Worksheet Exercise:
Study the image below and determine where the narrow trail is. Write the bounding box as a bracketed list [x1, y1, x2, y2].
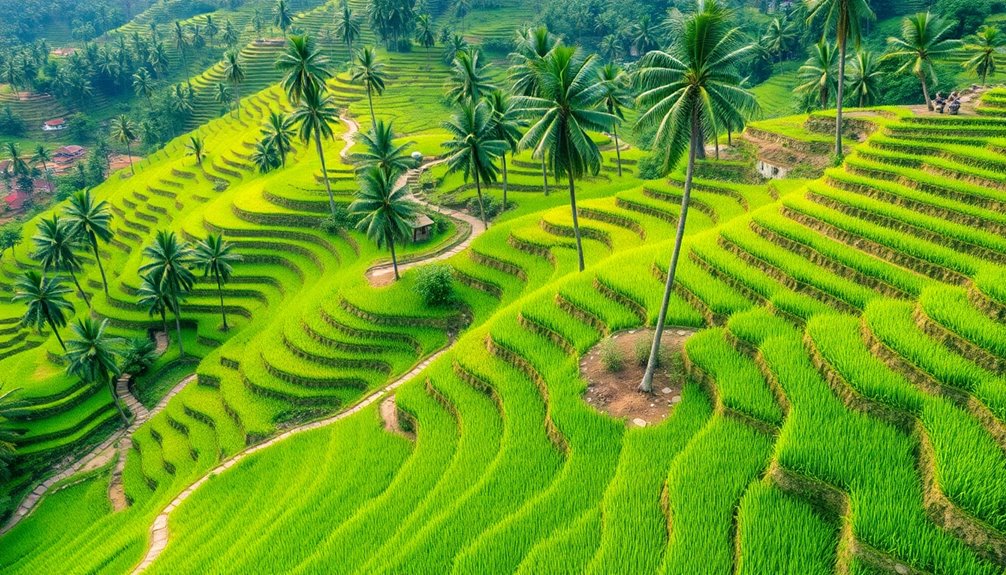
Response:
[131, 350, 446, 574]
[336, 114, 486, 287]
[0, 333, 191, 535]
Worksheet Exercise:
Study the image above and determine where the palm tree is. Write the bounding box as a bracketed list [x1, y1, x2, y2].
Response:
[66, 318, 127, 425]
[33, 215, 90, 307]
[140, 230, 195, 357]
[796, 40, 838, 110]
[599, 34, 625, 63]
[963, 24, 1005, 86]
[351, 47, 388, 127]
[14, 270, 73, 349]
[186, 136, 206, 167]
[137, 272, 171, 335]
[223, 20, 239, 48]
[358, 120, 413, 176]
[597, 63, 633, 177]
[64, 190, 113, 296]
[806, 0, 873, 157]
[275, 0, 293, 34]
[149, 42, 169, 78]
[291, 82, 340, 217]
[442, 100, 507, 229]
[276, 34, 332, 104]
[0, 385, 26, 479]
[446, 48, 496, 104]
[416, 14, 436, 53]
[223, 50, 246, 118]
[846, 50, 882, 107]
[515, 46, 616, 271]
[349, 166, 419, 280]
[110, 115, 137, 175]
[31, 145, 53, 193]
[214, 82, 232, 113]
[173, 21, 191, 89]
[485, 89, 523, 211]
[251, 140, 280, 173]
[885, 12, 960, 112]
[132, 67, 154, 101]
[171, 83, 194, 119]
[193, 233, 241, 330]
[4, 142, 27, 178]
[763, 15, 797, 62]
[262, 111, 296, 167]
[630, 15, 659, 55]
[509, 26, 560, 196]
[335, 0, 362, 60]
[635, 0, 757, 392]
[442, 34, 468, 65]
[204, 14, 219, 45]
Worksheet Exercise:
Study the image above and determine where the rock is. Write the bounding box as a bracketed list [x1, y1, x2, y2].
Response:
[676, 330, 687, 336]
[661, 387, 672, 394]
[632, 418, 647, 428]
[671, 395, 681, 403]
[894, 565, 908, 575]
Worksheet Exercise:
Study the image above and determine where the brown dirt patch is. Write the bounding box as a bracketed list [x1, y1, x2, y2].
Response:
[581, 328, 695, 427]
[381, 395, 414, 440]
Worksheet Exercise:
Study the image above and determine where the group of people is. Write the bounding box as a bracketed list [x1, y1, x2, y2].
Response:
[934, 92, 962, 115]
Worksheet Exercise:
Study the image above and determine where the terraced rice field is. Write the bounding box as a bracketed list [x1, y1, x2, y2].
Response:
[2, 5, 1006, 574]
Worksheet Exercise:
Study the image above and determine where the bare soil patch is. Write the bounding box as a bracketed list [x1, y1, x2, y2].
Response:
[381, 395, 414, 440]
[581, 328, 695, 427]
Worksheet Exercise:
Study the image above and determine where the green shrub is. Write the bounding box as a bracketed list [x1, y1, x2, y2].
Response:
[637, 154, 664, 180]
[414, 263, 455, 306]
[467, 195, 504, 221]
[634, 338, 659, 368]
[120, 338, 158, 376]
[429, 212, 451, 234]
[319, 205, 356, 235]
[600, 338, 623, 372]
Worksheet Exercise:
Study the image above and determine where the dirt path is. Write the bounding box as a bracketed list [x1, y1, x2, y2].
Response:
[131, 350, 446, 574]
[0, 333, 189, 535]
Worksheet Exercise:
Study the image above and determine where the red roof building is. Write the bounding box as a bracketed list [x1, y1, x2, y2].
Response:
[4, 190, 27, 211]
[42, 118, 67, 131]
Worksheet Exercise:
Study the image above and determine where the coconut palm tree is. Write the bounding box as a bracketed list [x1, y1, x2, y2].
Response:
[291, 82, 340, 217]
[509, 26, 560, 196]
[251, 140, 281, 173]
[630, 15, 660, 55]
[796, 40, 838, 110]
[33, 215, 90, 307]
[4, 142, 27, 179]
[275, 0, 293, 34]
[963, 24, 1005, 86]
[358, 119, 413, 176]
[806, 0, 873, 157]
[132, 66, 154, 101]
[416, 14, 436, 53]
[149, 42, 169, 78]
[349, 166, 419, 280]
[763, 15, 798, 62]
[13, 270, 73, 349]
[204, 14, 219, 45]
[64, 190, 113, 296]
[186, 136, 206, 167]
[442, 34, 468, 65]
[140, 230, 195, 357]
[262, 111, 296, 167]
[31, 145, 53, 193]
[0, 385, 26, 479]
[223, 50, 245, 117]
[66, 317, 127, 425]
[276, 34, 332, 104]
[442, 100, 507, 229]
[223, 20, 239, 48]
[846, 49, 882, 107]
[193, 233, 241, 331]
[335, 0, 362, 60]
[597, 62, 633, 177]
[110, 115, 137, 175]
[351, 47, 388, 127]
[885, 12, 960, 112]
[635, 0, 757, 392]
[214, 82, 232, 113]
[446, 48, 496, 104]
[137, 272, 171, 335]
[515, 46, 616, 272]
[485, 89, 523, 211]
[173, 21, 191, 89]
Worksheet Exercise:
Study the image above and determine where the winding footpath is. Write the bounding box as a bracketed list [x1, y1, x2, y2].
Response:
[0, 333, 183, 535]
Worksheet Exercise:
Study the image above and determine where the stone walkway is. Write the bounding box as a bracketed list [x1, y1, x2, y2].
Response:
[131, 350, 445, 573]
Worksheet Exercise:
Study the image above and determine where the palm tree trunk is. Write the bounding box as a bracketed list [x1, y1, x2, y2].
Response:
[613, 124, 623, 177]
[473, 170, 488, 229]
[46, 315, 66, 350]
[366, 84, 376, 127]
[160, 309, 168, 340]
[234, 84, 241, 119]
[315, 131, 337, 217]
[919, 72, 932, 111]
[108, 376, 129, 425]
[125, 140, 134, 175]
[540, 156, 549, 196]
[41, 159, 52, 192]
[173, 298, 185, 357]
[182, 50, 191, 90]
[640, 112, 698, 392]
[389, 234, 399, 280]
[91, 240, 108, 295]
[216, 274, 228, 330]
[68, 269, 90, 308]
[567, 172, 584, 272]
[835, 29, 846, 158]
[501, 154, 508, 211]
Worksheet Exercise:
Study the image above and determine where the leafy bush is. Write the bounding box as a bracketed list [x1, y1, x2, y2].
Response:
[0, 106, 24, 137]
[600, 337, 623, 372]
[481, 37, 514, 53]
[468, 195, 506, 221]
[428, 211, 451, 234]
[637, 154, 665, 180]
[414, 263, 455, 306]
[319, 205, 356, 235]
[120, 337, 159, 376]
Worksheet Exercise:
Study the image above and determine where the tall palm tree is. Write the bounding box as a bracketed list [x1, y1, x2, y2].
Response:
[335, 0, 362, 60]
[223, 50, 246, 117]
[33, 215, 90, 307]
[442, 34, 468, 65]
[193, 233, 241, 331]
[31, 145, 53, 193]
[443, 100, 508, 229]
[149, 42, 169, 78]
[13, 270, 73, 350]
[110, 115, 137, 175]
[262, 111, 296, 167]
[630, 15, 659, 55]
[132, 67, 154, 101]
[515, 46, 616, 272]
[186, 136, 206, 167]
[64, 190, 113, 295]
[276, 34, 332, 104]
[763, 15, 797, 62]
[358, 119, 413, 176]
[597, 62, 633, 177]
[446, 48, 496, 104]
[251, 140, 281, 173]
[140, 230, 195, 357]
[485, 89, 523, 211]
[137, 272, 171, 335]
[66, 317, 126, 425]
[4, 142, 27, 178]
[214, 82, 232, 113]
[351, 47, 388, 127]
[509, 26, 560, 196]
[0, 385, 26, 479]
[846, 50, 882, 107]
[963, 24, 1005, 86]
[204, 14, 219, 45]
[173, 21, 191, 89]
[291, 82, 340, 217]
[796, 40, 838, 110]
[416, 14, 436, 53]
[349, 166, 419, 280]
[635, 0, 757, 392]
[885, 12, 960, 112]
[223, 20, 239, 48]
[275, 0, 293, 34]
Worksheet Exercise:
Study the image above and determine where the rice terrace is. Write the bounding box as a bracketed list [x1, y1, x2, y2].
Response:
[0, 0, 1005, 572]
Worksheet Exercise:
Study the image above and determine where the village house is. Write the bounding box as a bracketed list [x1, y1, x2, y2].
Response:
[42, 118, 67, 131]
[410, 214, 434, 242]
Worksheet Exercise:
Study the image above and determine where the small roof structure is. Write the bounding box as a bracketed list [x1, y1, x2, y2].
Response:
[44, 118, 66, 128]
[55, 145, 84, 157]
[4, 190, 27, 211]
[410, 214, 435, 229]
